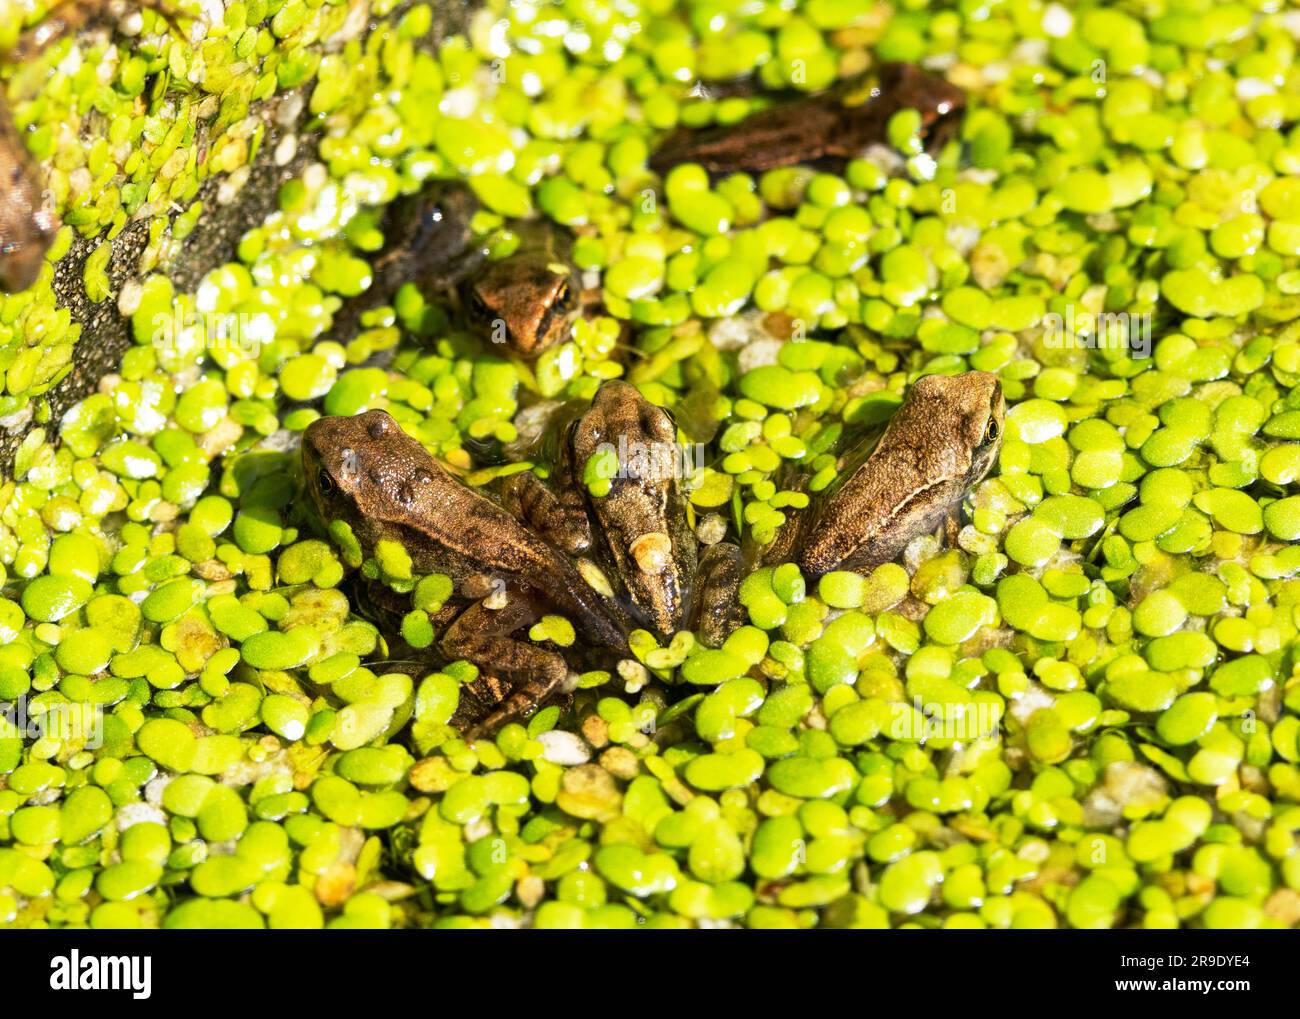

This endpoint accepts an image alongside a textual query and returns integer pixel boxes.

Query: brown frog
[330,181,582,361]
[650,62,966,176]
[507,379,747,645]
[303,382,748,731]
[1,0,182,292]
[461,220,582,359]
[302,408,629,736]
[765,371,1005,577]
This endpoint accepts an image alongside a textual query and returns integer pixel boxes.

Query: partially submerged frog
[302,408,629,736]
[330,181,583,361]
[650,62,966,176]
[765,371,1005,577]
[324,63,965,353]
[303,372,1002,736]
[506,379,748,646]
[1,0,182,292]
[303,381,749,733]
[462,219,583,359]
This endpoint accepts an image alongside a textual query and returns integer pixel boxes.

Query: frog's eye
[316,467,336,496]
[555,281,573,308]
[981,418,1000,447]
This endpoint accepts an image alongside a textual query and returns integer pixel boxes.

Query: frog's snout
[301,413,367,507]
[300,416,337,477]
[300,419,334,510]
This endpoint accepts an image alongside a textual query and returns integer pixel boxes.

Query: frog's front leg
[754,482,812,570]
[942,507,962,550]
[693,542,748,647]
[11,0,185,63]
[350,575,462,660]
[495,471,591,556]
[441,585,573,738]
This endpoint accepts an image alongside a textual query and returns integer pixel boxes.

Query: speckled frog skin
[303,372,1003,735]
[461,219,582,359]
[499,379,751,646]
[302,407,628,736]
[781,371,1005,578]
[566,380,702,639]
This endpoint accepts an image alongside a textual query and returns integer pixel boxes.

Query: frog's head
[918,370,1005,484]
[870,62,967,156]
[570,380,678,454]
[379,181,479,293]
[302,410,438,535]
[463,251,580,359]
[566,380,681,507]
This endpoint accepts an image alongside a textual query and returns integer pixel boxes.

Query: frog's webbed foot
[693,542,748,648]
[450,672,517,732]
[11,0,188,64]
[458,663,572,740]
[495,471,591,555]
[442,587,573,739]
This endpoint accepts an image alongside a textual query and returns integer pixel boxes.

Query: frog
[302,372,1001,736]
[328,180,583,361]
[302,408,630,737]
[321,63,964,351]
[302,381,749,732]
[503,379,749,646]
[762,371,1005,578]
[1,0,183,292]
[650,62,966,176]
[460,218,583,359]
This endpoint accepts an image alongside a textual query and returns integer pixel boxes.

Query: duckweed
[3,0,1300,932]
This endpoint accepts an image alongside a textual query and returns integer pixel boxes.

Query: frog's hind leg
[495,471,591,556]
[442,587,573,739]
[12,0,188,64]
